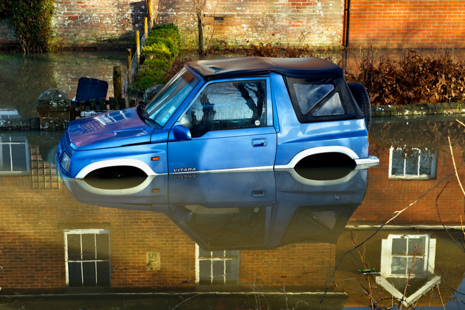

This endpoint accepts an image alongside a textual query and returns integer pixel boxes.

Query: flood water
[1,115,465,309]
[0,52,127,118]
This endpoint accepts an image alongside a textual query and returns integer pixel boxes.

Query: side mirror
[173,125,192,141]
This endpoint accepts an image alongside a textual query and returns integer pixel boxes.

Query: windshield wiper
[138,105,161,128]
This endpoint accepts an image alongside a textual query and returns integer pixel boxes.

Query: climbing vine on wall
[1,0,55,53]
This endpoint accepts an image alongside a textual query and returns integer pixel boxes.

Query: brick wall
[241,243,336,289]
[0,0,344,49]
[52,0,150,48]
[348,0,465,48]
[2,0,462,49]
[349,146,465,225]
[0,144,336,293]
[156,0,344,48]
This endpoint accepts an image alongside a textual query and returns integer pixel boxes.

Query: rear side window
[180,80,267,138]
[313,93,344,116]
[286,77,364,123]
[293,84,334,114]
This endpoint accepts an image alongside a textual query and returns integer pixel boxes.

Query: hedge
[132,23,181,91]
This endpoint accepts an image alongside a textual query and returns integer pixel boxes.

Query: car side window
[180,80,267,138]
[293,84,334,115]
[312,92,344,116]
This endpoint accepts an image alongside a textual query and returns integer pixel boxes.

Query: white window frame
[0,109,20,119]
[64,229,111,288]
[195,244,240,286]
[388,147,437,180]
[0,136,29,175]
[380,234,436,279]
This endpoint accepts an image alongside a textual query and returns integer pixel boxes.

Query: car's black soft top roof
[186,57,344,80]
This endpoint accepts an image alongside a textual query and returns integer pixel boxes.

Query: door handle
[252,138,267,147]
[251,190,266,198]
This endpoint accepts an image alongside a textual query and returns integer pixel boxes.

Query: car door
[167,77,276,173]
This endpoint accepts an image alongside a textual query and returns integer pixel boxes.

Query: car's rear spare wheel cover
[348,82,371,131]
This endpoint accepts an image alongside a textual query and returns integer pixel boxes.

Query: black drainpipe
[345,0,351,47]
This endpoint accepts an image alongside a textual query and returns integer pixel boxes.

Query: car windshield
[145,68,199,127]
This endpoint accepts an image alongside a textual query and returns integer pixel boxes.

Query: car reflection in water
[62,164,368,251]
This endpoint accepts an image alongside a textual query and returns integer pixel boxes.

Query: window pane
[1,145,11,172]
[293,84,334,115]
[67,234,81,260]
[419,151,434,176]
[405,150,420,175]
[199,260,211,285]
[82,234,95,260]
[96,234,110,260]
[391,257,406,274]
[392,238,407,255]
[11,144,27,172]
[407,257,425,274]
[408,237,426,255]
[82,262,96,287]
[313,93,344,116]
[198,247,211,258]
[68,262,82,287]
[9,137,26,142]
[212,250,224,258]
[181,81,266,138]
[391,149,405,176]
[146,69,199,126]
[212,261,225,285]
[97,262,110,287]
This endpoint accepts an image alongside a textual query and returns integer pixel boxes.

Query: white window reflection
[389,147,437,180]
[196,244,240,286]
[0,136,29,175]
[65,229,111,289]
[377,234,440,307]
[380,234,435,279]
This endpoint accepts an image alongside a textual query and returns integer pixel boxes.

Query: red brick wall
[0,145,336,293]
[241,243,335,289]
[348,0,465,48]
[349,147,465,225]
[0,0,344,49]
[157,0,344,48]
[52,0,149,48]
[0,169,196,293]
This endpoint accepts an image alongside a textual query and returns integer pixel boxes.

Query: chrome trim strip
[75,159,158,179]
[172,165,274,174]
[354,156,380,170]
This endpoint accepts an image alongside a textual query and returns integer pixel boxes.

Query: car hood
[67,108,155,151]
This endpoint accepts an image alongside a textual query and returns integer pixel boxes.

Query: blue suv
[57,57,379,179]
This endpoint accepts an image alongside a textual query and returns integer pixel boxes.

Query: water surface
[0,116,465,309]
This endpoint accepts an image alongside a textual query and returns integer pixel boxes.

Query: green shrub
[1,0,55,53]
[132,68,168,91]
[144,58,171,69]
[133,23,181,91]
[149,23,181,56]
[142,42,172,63]
[146,36,177,58]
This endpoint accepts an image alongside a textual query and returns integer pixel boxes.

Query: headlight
[61,152,71,172]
